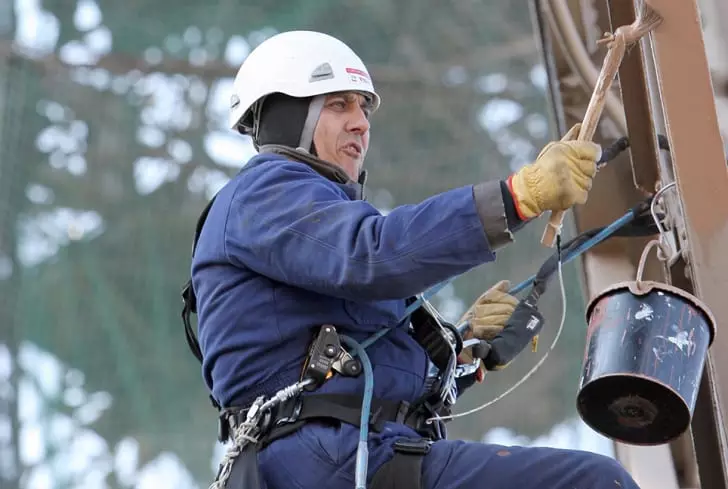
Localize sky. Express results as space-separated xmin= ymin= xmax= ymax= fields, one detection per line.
xmin=5 ymin=0 xmax=616 ymax=487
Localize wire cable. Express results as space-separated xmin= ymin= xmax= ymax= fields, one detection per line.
xmin=426 ymin=235 xmax=568 ymax=423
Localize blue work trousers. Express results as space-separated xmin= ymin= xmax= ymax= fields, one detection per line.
xmin=256 ymin=421 xmax=640 ymax=489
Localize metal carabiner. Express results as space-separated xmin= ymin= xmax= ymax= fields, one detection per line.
xmin=454 ymin=338 xmax=484 ymax=378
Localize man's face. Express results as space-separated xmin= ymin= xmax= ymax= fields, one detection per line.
xmin=312 ymin=91 xmax=373 ymax=180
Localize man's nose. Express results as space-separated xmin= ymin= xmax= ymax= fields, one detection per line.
xmin=346 ymin=106 xmax=370 ymax=134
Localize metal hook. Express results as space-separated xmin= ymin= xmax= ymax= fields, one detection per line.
xmin=649 ymin=182 xmax=678 ymax=262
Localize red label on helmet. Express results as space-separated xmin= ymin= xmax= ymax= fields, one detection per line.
xmin=346 ymin=67 xmax=370 ymax=81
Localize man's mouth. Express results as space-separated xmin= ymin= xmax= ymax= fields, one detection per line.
xmin=341 ymin=142 xmax=362 ymax=158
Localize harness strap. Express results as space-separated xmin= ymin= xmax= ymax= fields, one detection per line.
xmin=219 ymin=430 xmax=429 ymax=489
xmin=223 ymin=444 xmax=268 ymax=489
xmin=221 ymin=393 xmax=436 ymax=447
xmin=220 ymin=395 xmax=433 ymax=489
xmin=369 ymin=438 xmax=431 ymax=489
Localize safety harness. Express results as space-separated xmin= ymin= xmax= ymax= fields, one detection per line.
xmin=180 ymin=139 xmax=665 ymax=489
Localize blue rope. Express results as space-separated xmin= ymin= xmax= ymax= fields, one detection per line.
xmin=508 ymin=209 xmax=636 ymax=295
xmin=359 ymin=208 xmax=638 ymax=355
xmin=340 ymin=335 xmax=374 ymax=489
xmin=400 ymin=207 xmax=636 ymax=319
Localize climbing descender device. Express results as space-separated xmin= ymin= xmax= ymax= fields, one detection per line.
xmin=300 ymin=325 xmax=363 ymax=388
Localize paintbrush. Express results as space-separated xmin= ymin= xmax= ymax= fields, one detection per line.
xmin=541 ymin=2 xmax=663 ymax=248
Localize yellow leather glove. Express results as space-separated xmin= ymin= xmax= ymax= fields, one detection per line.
xmin=507 ymin=124 xmax=601 ymax=220
xmin=457 ymin=280 xmax=519 ymax=381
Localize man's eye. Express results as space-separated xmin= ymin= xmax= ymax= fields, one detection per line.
xmin=330 ymin=100 xmax=346 ymax=108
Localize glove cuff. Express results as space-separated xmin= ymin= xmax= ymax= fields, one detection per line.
xmin=507 ymin=173 xmax=538 ymax=220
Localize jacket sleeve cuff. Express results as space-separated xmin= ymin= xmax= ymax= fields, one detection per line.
xmin=500 ymin=180 xmax=528 ymax=233
xmin=472 ymin=180 xmax=514 ymax=250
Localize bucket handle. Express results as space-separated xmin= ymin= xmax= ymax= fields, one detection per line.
xmin=635 ymin=239 xmax=672 ymax=291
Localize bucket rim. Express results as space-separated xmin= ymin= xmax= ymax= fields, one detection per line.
xmin=585 ymin=280 xmax=717 ymax=346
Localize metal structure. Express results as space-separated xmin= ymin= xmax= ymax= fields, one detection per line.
xmin=531 ymin=0 xmax=728 ymax=487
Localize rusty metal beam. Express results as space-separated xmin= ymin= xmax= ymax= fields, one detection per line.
xmin=644 ymin=1 xmax=728 ymax=487
xmin=604 ymin=0 xmax=660 ymax=195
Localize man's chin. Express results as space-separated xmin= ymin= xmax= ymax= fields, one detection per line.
xmin=330 ymin=156 xmax=362 ymax=180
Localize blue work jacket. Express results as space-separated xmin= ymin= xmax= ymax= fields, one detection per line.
xmin=191 ymin=151 xmax=510 ymax=410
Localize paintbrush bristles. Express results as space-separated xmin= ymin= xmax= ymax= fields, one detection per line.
xmin=635 ymin=3 xmax=663 ymax=37
xmin=595 ymin=3 xmax=663 ymax=49
xmin=636 ymin=2 xmax=663 ymax=28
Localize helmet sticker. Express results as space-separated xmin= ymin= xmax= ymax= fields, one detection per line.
xmin=346 ymin=67 xmax=370 ymax=84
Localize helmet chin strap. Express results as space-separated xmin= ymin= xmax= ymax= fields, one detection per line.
xmin=296 ymin=95 xmax=326 ymax=154
xmin=250 ymin=97 xmax=267 ymax=151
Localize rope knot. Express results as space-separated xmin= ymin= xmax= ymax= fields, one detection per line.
xmin=596 ymin=29 xmax=628 ymax=50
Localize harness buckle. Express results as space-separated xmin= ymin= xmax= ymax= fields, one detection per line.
xmin=218 ymin=407 xmax=249 ymax=443
xmin=393 ymin=438 xmax=432 ymax=455
xmin=274 ymin=397 xmax=303 ymax=427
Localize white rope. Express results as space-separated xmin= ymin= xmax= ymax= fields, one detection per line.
xmin=428 ymin=246 xmax=568 ymax=423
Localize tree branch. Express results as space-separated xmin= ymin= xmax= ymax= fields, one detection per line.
xmin=0 ymin=38 xmax=538 ymax=91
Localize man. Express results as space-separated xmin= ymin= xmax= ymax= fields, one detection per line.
xmin=189 ymin=30 xmax=640 ymax=489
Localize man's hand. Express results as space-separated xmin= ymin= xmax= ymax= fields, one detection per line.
xmin=507 ymin=123 xmax=601 ymax=220
xmin=457 ymin=280 xmax=519 ymax=381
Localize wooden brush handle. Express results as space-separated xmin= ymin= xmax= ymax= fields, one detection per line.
xmin=541 ymin=211 xmax=566 ymax=248
xmin=540 ymin=31 xmax=629 ymax=247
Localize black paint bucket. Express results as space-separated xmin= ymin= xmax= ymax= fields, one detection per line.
xmin=577 ymin=277 xmax=716 ymax=445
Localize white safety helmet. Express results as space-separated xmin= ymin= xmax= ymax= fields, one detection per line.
xmin=229 ymin=30 xmax=381 ymax=140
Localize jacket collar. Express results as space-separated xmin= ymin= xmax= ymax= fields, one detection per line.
xmin=258 ymin=144 xmax=367 ymax=201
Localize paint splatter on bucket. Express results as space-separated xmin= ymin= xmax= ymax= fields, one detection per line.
xmin=577 ymin=280 xmax=715 ymax=445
